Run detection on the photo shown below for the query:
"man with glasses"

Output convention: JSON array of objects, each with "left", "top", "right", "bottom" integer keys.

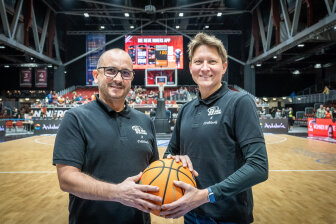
[{"left": 53, "top": 48, "right": 161, "bottom": 224}]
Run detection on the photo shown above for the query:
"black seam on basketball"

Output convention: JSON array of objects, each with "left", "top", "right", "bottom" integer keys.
[
  {"left": 161, "top": 159, "right": 174, "bottom": 204},
  {"left": 176, "top": 166, "right": 197, "bottom": 188},
  {"left": 148, "top": 160, "right": 166, "bottom": 185}
]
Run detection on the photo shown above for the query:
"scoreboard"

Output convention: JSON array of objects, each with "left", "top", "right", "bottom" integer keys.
[{"left": 155, "top": 45, "right": 168, "bottom": 67}]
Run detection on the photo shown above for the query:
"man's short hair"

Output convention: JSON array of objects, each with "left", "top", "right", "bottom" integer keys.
[{"left": 187, "top": 33, "right": 227, "bottom": 63}]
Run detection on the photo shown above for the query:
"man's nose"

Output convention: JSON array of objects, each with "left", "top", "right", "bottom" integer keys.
[{"left": 113, "top": 71, "right": 123, "bottom": 81}]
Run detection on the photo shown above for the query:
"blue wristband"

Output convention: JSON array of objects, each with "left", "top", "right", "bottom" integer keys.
[{"left": 207, "top": 187, "right": 215, "bottom": 203}]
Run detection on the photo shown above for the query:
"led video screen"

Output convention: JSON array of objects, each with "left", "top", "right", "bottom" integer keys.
[{"left": 125, "top": 35, "right": 183, "bottom": 69}]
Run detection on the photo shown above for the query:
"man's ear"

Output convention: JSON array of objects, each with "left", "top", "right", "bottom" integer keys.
[{"left": 93, "top": 70, "right": 99, "bottom": 84}]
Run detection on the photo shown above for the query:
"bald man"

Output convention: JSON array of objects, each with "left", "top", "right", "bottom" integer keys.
[{"left": 53, "top": 49, "right": 161, "bottom": 224}]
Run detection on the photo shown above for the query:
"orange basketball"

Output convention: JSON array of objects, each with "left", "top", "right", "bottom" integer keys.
[{"left": 139, "top": 159, "right": 197, "bottom": 216}]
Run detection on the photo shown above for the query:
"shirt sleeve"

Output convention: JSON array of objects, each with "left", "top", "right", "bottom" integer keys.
[
  {"left": 234, "top": 94, "right": 264, "bottom": 147},
  {"left": 52, "top": 111, "right": 86, "bottom": 169},
  {"left": 211, "top": 142, "right": 268, "bottom": 201},
  {"left": 150, "top": 119, "right": 159, "bottom": 162},
  {"left": 163, "top": 107, "right": 184, "bottom": 158}
]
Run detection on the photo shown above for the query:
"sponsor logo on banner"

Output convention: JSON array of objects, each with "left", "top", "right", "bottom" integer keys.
[
  {"left": 42, "top": 124, "right": 60, "bottom": 130},
  {"left": 132, "top": 125, "right": 147, "bottom": 135},
  {"left": 208, "top": 106, "right": 221, "bottom": 116},
  {"left": 0, "top": 125, "right": 4, "bottom": 132},
  {"left": 307, "top": 118, "right": 336, "bottom": 138},
  {"left": 35, "top": 124, "right": 41, "bottom": 130},
  {"left": 264, "top": 123, "right": 286, "bottom": 129}
]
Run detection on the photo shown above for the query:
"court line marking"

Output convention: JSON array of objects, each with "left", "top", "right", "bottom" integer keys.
[
  {"left": 0, "top": 171, "right": 56, "bottom": 173},
  {"left": 266, "top": 135, "right": 288, "bottom": 145},
  {"left": 34, "top": 135, "right": 54, "bottom": 146},
  {"left": 1, "top": 170, "right": 336, "bottom": 174},
  {"left": 270, "top": 170, "right": 336, "bottom": 172}
]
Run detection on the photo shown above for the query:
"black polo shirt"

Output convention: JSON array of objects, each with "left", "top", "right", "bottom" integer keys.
[
  {"left": 53, "top": 95, "right": 159, "bottom": 224},
  {"left": 164, "top": 82, "right": 268, "bottom": 223}
]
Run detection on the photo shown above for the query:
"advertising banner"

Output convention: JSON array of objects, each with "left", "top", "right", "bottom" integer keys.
[
  {"left": 0, "top": 120, "right": 5, "bottom": 137},
  {"left": 33, "top": 119, "right": 62, "bottom": 135},
  {"left": 307, "top": 118, "right": 336, "bottom": 138},
  {"left": 125, "top": 35, "right": 183, "bottom": 69},
  {"left": 260, "top": 118, "right": 288, "bottom": 134},
  {"left": 35, "top": 68, "right": 47, "bottom": 88},
  {"left": 86, "top": 34, "right": 105, "bottom": 86},
  {"left": 20, "top": 69, "right": 32, "bottom": 87},
  {"left": 32, "top": 107, "right": 70, "bottom": 118}
]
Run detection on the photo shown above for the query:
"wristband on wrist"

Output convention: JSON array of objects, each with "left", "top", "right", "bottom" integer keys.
[{"left": 207, "top": 187, "right": 215, "bottom": 203}]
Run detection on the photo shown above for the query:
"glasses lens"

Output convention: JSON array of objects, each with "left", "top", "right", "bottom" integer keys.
[
  {"left": 105, "top": 67, "right": 117, "bottom": 76},
  {"left": 121, "top": 70, "right": 132, "bottom": 79}
]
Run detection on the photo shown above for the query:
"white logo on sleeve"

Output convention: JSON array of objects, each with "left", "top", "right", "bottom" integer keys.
[
  {"left": 132, "top": 125, "right": 148, "bottom": 135},
  {"left": 208, "top": 106, "right": 222, "bottom": 116}
]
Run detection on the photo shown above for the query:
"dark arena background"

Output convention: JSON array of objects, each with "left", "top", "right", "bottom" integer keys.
[{"left": 0, "top": 0, "right": 336, "bottom": 223}]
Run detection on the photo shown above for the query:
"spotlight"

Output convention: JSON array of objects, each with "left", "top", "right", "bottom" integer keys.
[
  {"left": 124, "top": 13, "right": 129, "bottom": 17},
  {"left": 205, "top": 25, "right": 209, "bottom": 29},
  {"left": 217, "top": 12, "right": 222, "bottom": 16},
  {"left": 297, "top": 44, "right": 305, "bottom": 47},
  {"left": 84, "top": 13, "right": 89, "bottom": 17},
  {"left": 100, "top": 25, "right": 105, "bottom": 29},
  {"left": 314, "top": 63, "right": 322, "bottom": 69},
  {"left": 179, "top": 13, "right": 184, "bottom": 17},
  {"left": 256, "top": 63, "right": 262, "bottom": 67},
  {"left": 176, "top": 25, "right": 180, "bottom": 29},
  {"left": 130, "top": 25, "right": 134, "bottom": 29}
]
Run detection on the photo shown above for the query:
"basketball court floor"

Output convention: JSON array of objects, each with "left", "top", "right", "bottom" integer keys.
[{"left": 0, "top": 134, "right": 335, "bottom": 224}]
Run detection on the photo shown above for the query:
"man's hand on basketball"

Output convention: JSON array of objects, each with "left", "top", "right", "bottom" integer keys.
[
  {"left": 166, "top": 154, "right": 199, "bottom": 177},
  {"left": 115, "top": 172, "right": 162, "bottom": 213},
  {"left": 160, "top": 180, "right": 208, "bottom": 219}
]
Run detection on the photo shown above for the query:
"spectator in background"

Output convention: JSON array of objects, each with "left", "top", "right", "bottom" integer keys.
[
  {"left": 325, "top": 107, "right": 331, "bottom": 119},
  {"left": 322, "top": 85, "right": 330, "bottom": 95},
  {"left": 281, "top": 108, "right": 287, "bottom": 118},
  {"left": 315, "top": 104, "right": 326, "bottom": 118},
  {"left": 275, "top": 109, "right": 282, "bottom": 118},
  {"left": 12, "top": 107, "right": 19, "bottom": 119},
  {"left": 288, "top": 107, "right": 294, "bottom": 130}
]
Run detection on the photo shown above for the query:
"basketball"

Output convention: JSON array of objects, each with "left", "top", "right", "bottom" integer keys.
[{"left": 139, "top": 159, "right": 197, "bottom": 216}]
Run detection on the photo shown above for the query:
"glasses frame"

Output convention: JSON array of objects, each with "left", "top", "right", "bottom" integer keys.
[{"left": 97, "top": 66, "right": 135, "bottom": 80}]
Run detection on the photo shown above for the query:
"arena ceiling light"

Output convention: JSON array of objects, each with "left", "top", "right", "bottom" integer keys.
[
  {"left": 292, "top": 70, "right": 300, "bottom": 75},
  {"left": 47, "top": 65, "right": 53, "bottom": 68},
  {"left": 4, "top": 65, "right": 10, "bottom": 68},
  {"left": 176, "top": 25, "right": 180, "bottom": 29},
  {"left": 124, "top": 13, "right": 129, "bottom": 17},
  {"left": 217, "top": 12, "right": 222, "bottom": 16},
  {"left": 297, "top": 44, "right": 305, "bottom": 47},
  {"left": 205, "top": 25, "right": 209, "bottom": 29},
  {"left": 314, "top": 63, "right": 322, "bottom": 69},
  {"left": 273, "top": 55, "right": 277, "bottom": 59},
  {"left": 83, "top": 13, "right": 89, "bottom": 18},
  {"left": 179, "top": 12, "right": 184, "bottom": 17},
  {"left": 256, "top": 63, "right": 262, "bottom": 67},
  {"left": 100, "top": 25, "right": 105, "bottom": 29},
  {"left": 0, "top": 45, "right": 5, "bottom": 49},
  {"left": 130, "top": 25, "right": 134, "bottom": 29}
]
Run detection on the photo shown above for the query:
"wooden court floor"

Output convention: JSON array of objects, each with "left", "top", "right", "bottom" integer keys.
[{"left": 0, "top": 134, "right": 335, "bottom": 224}]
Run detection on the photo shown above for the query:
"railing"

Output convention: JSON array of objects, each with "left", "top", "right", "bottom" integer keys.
[
  {"left": 58, "top": 85, "right": 76, "bottom": 97},
  {"left": 286, "top": 90, "right": 336, "bottom": 104}
]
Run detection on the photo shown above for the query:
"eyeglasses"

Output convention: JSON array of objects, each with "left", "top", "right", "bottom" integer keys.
[{"left": 97, "top": 66, "right": 134, "bottom": 80}]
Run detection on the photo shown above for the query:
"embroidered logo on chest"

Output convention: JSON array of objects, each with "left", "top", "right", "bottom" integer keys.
[
  {"left": 207, "top": 106, "right": 222, "bottom": 116},
  {"left": 132, "top": 125, "right": 148, "bottom": 135}
]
